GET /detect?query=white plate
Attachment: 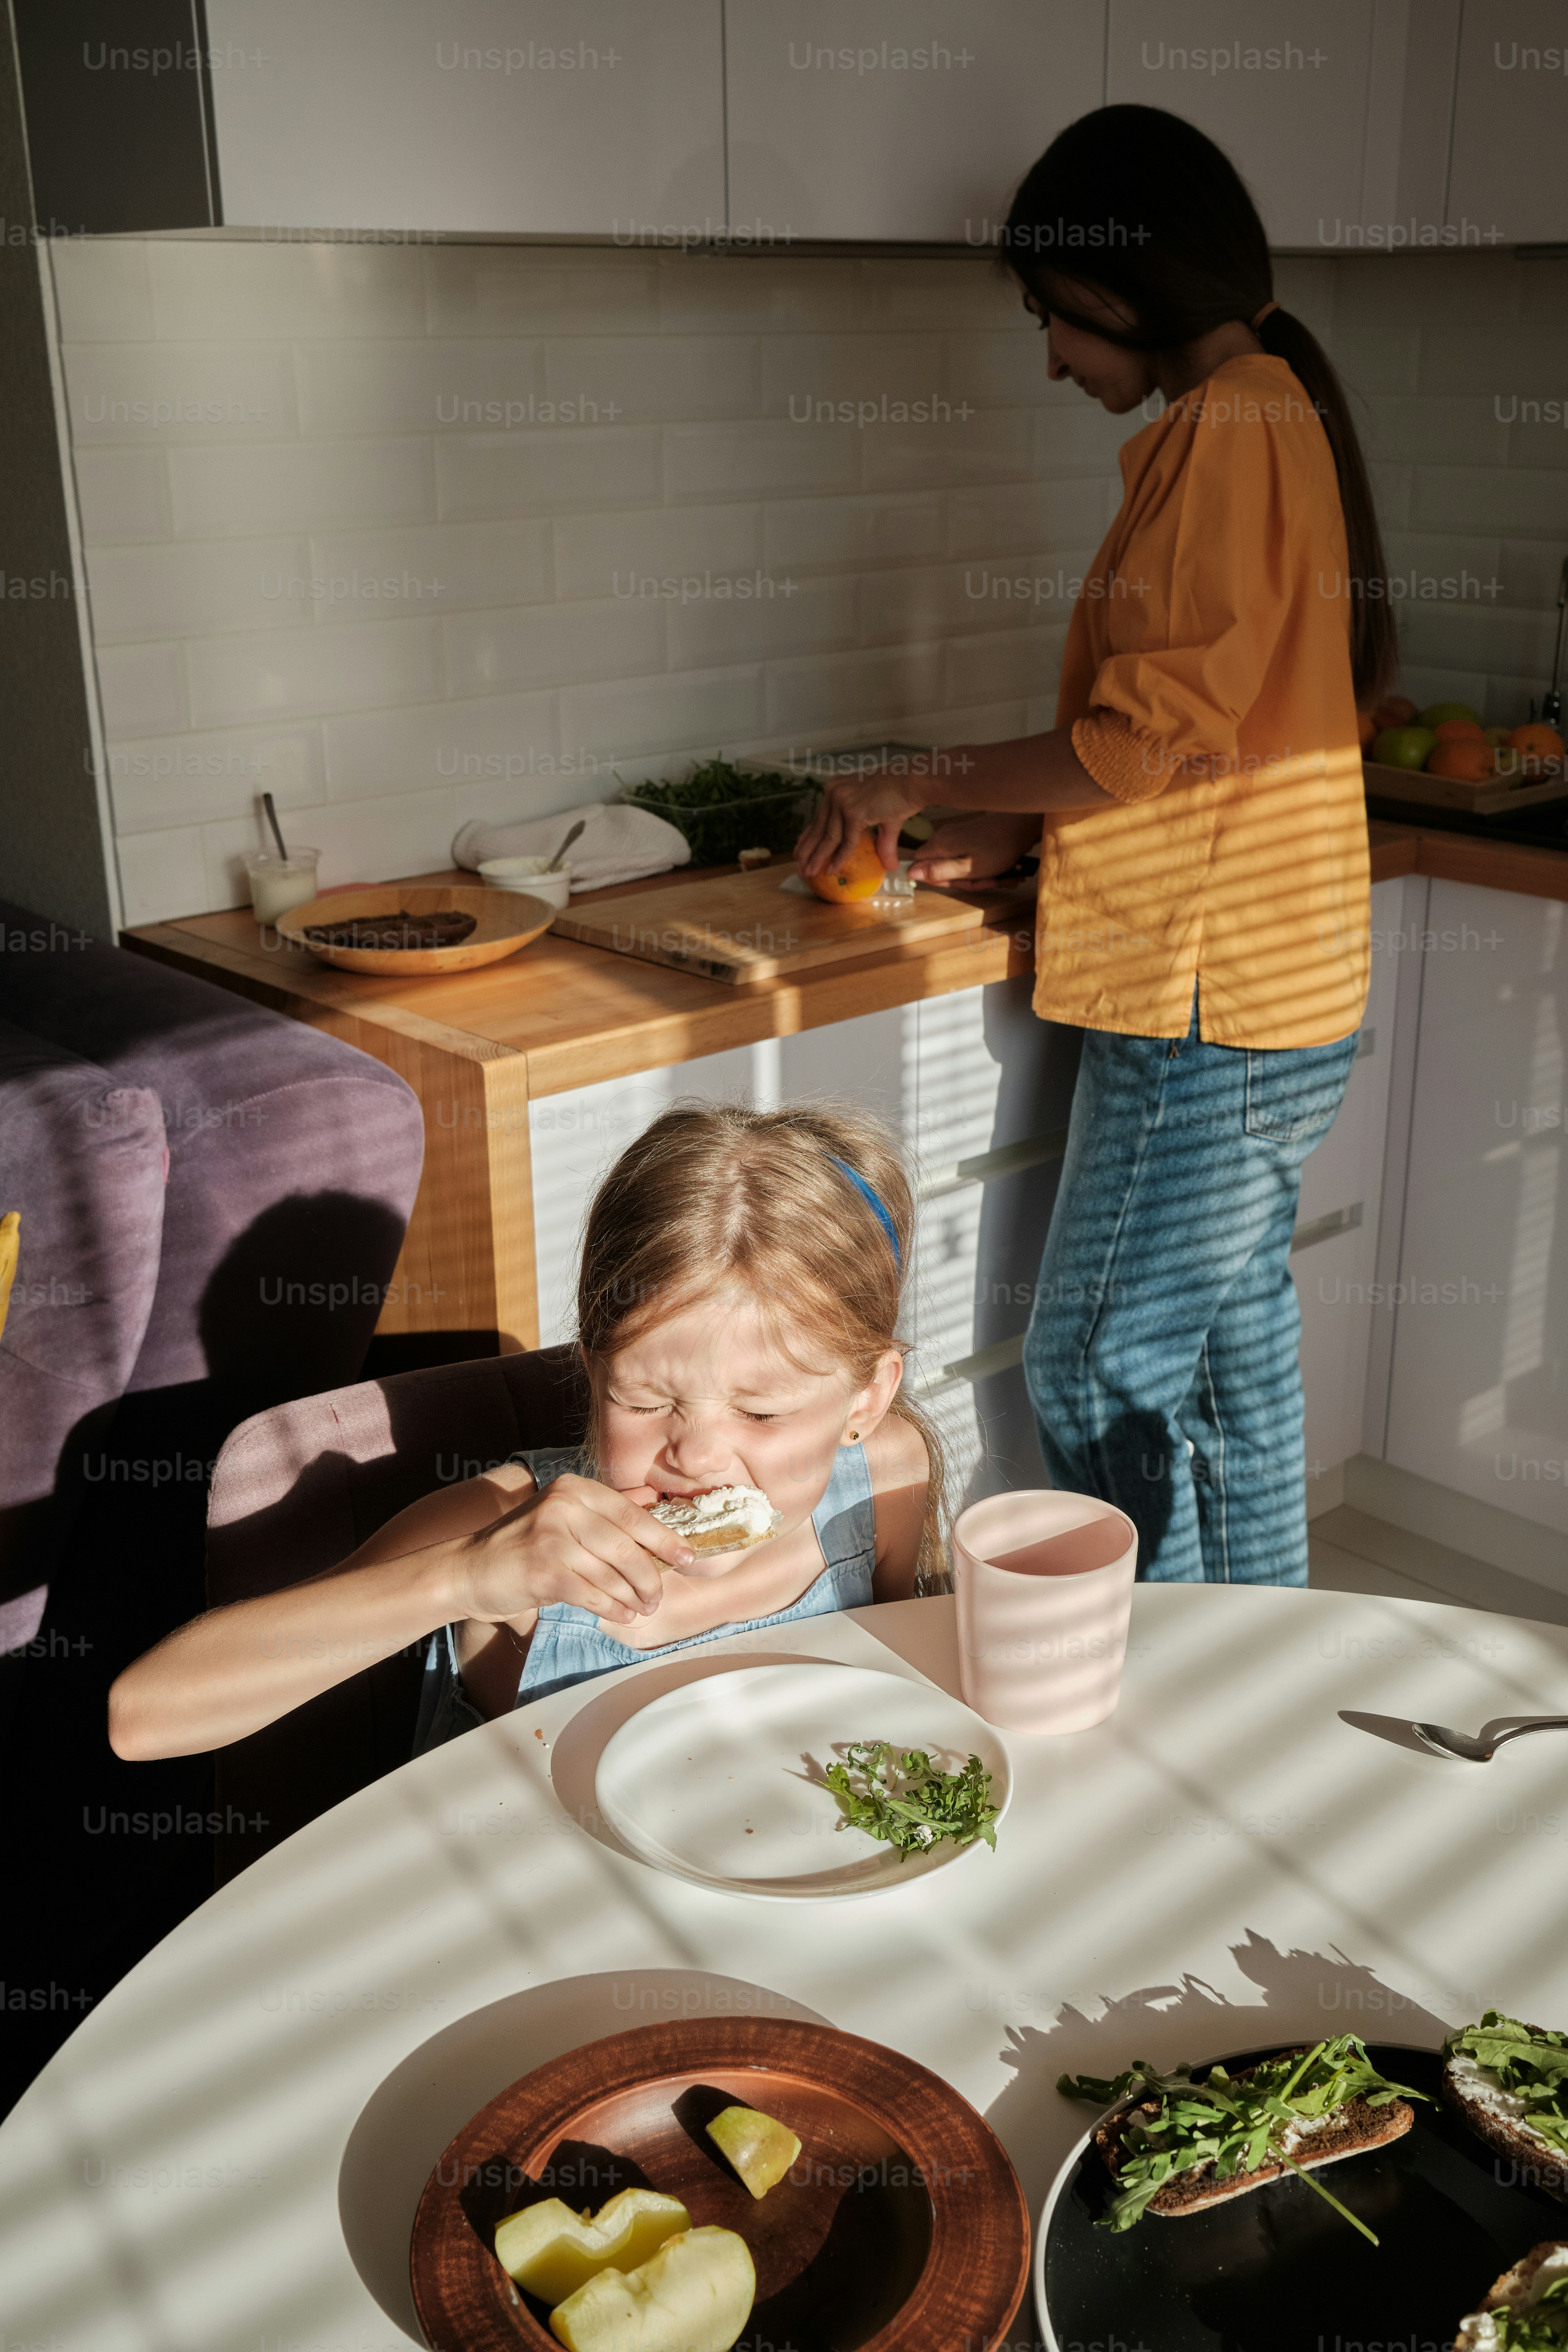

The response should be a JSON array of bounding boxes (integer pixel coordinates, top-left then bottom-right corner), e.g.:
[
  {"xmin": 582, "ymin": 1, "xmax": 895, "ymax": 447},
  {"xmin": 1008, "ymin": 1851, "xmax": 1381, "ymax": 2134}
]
[{"xmin": 593, "ymin": 1661, "xmax": 1011, "ymax": 1900}]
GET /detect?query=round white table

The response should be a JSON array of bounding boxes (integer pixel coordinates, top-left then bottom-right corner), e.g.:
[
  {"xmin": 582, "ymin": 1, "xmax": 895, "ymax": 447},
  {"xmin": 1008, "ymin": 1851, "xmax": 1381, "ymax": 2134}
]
[{"xmin": 3, "ymin": 1585, "xmax": 1567, "ymax": 2352}]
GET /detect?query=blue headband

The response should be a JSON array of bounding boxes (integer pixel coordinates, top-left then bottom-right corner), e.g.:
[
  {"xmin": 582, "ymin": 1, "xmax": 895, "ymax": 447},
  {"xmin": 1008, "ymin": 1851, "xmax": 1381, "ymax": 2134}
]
[{"xmin": 827, "ymin": 1154, "xmax": 902, "ymax": 1269}]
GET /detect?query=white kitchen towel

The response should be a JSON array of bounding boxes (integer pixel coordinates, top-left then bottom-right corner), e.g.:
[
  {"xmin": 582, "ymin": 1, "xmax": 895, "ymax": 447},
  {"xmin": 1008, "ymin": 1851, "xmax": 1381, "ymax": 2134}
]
[{"xmin": 451, "ymin": 801, "xmax": 692, "ymax": 893}]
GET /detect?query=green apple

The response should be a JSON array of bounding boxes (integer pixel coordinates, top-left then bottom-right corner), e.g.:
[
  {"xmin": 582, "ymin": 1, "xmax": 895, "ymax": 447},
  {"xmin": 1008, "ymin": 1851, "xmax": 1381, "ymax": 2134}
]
[
  {"xmin": 1372, "ymin": 726, "xmax": 1438, "ymax": 771},
  {"xmin": 1417, "ymin": 701, "xmax": 1482, "ymax": 729},
  {"xmin": 549, "ymin": 2225, "xmax": 755, "ymax": 2352},
  {"xmin": 495, "ymin": 2188, "xmax": 691, "ymax": 2305},
  {"xmin": 705, "ymin": 2105, "xmax": 801, "ymax": 2200}
]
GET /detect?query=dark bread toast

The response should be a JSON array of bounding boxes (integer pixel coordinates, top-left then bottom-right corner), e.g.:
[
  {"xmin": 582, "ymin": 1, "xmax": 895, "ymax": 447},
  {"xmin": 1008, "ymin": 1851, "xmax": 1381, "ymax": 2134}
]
[
  {"xmin": 1095, "ymin": 2048, "xmax": 1415, "ymax": 2217},
  {"xmin": 1452, "ymin": 2240, "xmax": 1568, "ymax": 2347},
  {"xmin": 1443, "ymin": 2047, "xmax": 1568, "ymax": 2208}
]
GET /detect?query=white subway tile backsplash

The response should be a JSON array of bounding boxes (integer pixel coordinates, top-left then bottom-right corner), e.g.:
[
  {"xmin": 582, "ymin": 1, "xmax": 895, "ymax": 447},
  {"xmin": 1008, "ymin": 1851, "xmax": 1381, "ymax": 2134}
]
[
  {"xmin": 74, "ymin": 447, "xmax": 170, "ymax": 543},
  {"xmin": 187, "ymin": 616, "xmax": 442, "ymax": 728},
  {"xmin": 555, "ymin": 505, "xmax": 761, "ymax": 600},
  {"xmin": 562, "ymin": 666, "xmax": 765, "ymax": 763},
  {"xmin": 668, "ymin": 573, "xmax": 857, "ymax": 670},
  {"xmin": 48, "ymin": 238, "xmax": 1568, "ymax": 929},
  {"xmin": 437, "ymin": 427, "xmax": 662, "ymax": 517},
  {"xmin": 86, "ymin": 536, "xmax": 311, "ymax": 643},
  {"xmin": 324, "ymin": 689, "xmax": 560, "ymax": 801},
  {"xmin": 49, "ymin": 241, "xmax": 154, "ymax": 342},
  {"xmin": 445, "ymin": 597, "xmax": 663, "ymax": 696},
  {"xmin": 545, "ymin": 337, "xmax": 760, "ymax": 424},
  {"xmin": 427, "ymin": 250, "xmax": 660, "ymax": 339},
  {"xmin": 105, "ymin": 721, "xmax": 322, "ymax": 833},
  {"xmin": 169, "ymin": 438, "xmax": 433, "ymax": 535},
  {"xmin": 308, "ymin": 520, "xmax": 550, "ymax": 621},
  {"xmin": 116, "ymin": 824, "xmax": 212, "ymax": 925},
  {"xmin": 96, "ymin": 640, "xmax": 187, "ymax": 737},
  {"xmin": 63, "ymin": 343, "xmax": 297, "ymax": 443},
  {"xmin": 147, "ymin": 240, "xmax": 426, "ymax": 342},
  {"xmin": 665, "ymin": 420, "xmax": 859, "ymax": 503},
  {"xmin": 764, "ymin": 491, "xmax": 942, "ymax": 574},
  {"xmin": 765, "ymin": 644, "xmax": 945, "ymax": 737},
  {"xmin": 295, "ymin": 339, "xmax": 544, "ymax": 438}
]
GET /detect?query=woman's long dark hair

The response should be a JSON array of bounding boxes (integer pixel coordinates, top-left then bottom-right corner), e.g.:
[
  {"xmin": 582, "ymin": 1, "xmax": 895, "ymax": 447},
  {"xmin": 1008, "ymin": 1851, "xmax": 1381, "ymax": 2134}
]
[{"xmin": 1004, "ymin": 105, "xmax": 1394, "ymax": 706}]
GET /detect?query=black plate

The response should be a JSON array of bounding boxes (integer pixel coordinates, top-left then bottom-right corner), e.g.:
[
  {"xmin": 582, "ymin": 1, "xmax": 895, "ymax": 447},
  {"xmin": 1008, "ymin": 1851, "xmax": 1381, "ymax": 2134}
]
[{"xmin": 1039, "ymin": 2042, "xmax": 1566, "ymax": 2352}]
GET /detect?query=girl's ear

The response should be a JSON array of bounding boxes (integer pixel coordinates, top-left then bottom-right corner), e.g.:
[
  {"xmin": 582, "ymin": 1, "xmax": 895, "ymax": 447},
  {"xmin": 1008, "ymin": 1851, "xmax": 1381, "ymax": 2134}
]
[{"xmin": 840, "ymin": 1348, "xmax": 905, "ymax": 1444}]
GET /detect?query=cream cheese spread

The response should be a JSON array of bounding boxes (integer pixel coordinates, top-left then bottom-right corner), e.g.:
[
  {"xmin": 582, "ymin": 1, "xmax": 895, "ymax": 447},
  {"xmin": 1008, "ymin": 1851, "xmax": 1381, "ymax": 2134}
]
[
  {"xmin": 1456, "ymin": 2242, "xmax": 1568, "ymax": 2350},
  {"xmin": 650, "ymin": 1485, "xmax": 780, "ymax": 1542}
]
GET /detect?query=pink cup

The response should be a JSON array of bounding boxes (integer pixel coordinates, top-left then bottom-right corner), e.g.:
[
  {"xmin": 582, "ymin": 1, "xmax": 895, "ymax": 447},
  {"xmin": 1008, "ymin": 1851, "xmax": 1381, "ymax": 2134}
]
[{"xmin": 952, "ymin": 1490, "xmax": 1138, "ymax": 1733}]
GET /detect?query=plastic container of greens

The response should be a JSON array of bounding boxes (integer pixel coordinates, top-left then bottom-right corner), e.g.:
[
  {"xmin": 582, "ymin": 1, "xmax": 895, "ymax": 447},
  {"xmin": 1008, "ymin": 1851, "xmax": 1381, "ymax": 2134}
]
[{"xmin": 619, "ymin": 756, "xmax": 821, "ymax": 868}]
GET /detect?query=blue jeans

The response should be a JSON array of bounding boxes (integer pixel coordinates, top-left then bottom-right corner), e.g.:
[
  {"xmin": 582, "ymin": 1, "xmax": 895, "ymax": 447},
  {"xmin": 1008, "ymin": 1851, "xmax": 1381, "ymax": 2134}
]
[{"xmin": 1022, "ymin": 998, "xmax": 1358, "ymax": 1585}]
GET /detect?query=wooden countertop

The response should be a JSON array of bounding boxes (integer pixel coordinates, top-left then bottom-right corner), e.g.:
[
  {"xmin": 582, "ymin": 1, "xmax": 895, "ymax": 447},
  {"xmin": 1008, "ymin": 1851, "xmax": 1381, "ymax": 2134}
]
[{"xmin": 121, "ymin": 821, "xmax": 1568, "ymax": 1099}]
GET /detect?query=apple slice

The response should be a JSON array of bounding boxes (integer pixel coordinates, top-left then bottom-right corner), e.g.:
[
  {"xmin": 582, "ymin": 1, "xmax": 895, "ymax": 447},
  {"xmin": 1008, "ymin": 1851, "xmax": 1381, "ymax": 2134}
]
[
  {"xmin": 494, "ymin": 2187, "xmax": 691, "ymax": 2304},
  {"xmin": 705, "ymin": 2105, "xmax": 801, "ymax": 2200},
  {"xmin": 549, "ymin": 2225, "xmax": 755, "ymax": 2352}
]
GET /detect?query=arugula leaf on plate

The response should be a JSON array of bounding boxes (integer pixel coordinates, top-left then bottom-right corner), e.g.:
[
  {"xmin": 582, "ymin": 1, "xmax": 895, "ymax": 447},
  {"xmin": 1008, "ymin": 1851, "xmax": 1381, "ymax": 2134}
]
[{"xmin": 823, "ymin": 1741, "xmax": 998, "ymax": 1861}]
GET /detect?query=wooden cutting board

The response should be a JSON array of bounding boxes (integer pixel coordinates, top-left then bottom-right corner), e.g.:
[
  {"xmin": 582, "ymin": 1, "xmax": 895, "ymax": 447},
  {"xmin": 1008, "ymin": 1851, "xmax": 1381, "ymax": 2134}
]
[{"xmin": 553, "ymin": 866, "xmax": 986, "ymax": 982}]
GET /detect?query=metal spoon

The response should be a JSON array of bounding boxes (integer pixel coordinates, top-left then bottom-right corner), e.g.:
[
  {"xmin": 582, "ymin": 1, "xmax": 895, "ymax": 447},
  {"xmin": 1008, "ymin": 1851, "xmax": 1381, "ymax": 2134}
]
[
  {"xmin": 261, "ymin": 790, "xmax": 289, "ymax": 862},
  {"xmin": 545, "ymin": 818, "xmax": 586, "ymax": 873},
  {"xmin": 1412, "ymin": 1715, "xmax": 1568, "ymax": 1763}
]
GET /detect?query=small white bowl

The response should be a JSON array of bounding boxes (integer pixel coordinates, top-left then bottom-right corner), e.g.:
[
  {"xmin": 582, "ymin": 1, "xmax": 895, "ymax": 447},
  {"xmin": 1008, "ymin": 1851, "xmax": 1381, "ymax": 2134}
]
[{"xmin": 478, "ymin": 856, "xmax": 572, "ymax": 911}]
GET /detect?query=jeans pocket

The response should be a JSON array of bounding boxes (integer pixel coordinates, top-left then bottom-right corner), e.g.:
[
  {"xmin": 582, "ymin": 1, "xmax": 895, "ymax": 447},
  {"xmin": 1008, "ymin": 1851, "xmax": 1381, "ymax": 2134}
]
[{"xmin": 1244, "ymin": 1032, "xmax": 1358, "ymax": 1144}]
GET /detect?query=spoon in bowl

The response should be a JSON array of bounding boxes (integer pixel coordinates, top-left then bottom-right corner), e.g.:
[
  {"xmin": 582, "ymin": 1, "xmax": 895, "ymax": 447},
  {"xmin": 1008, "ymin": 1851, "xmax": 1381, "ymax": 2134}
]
[
  {"xmin": 1412, "ymin": 1714, "xmax": 1568, "ymax": 1762},
  {"xmin": 545, "ymin": 818, "xmax": 586, "ymax": 873}
]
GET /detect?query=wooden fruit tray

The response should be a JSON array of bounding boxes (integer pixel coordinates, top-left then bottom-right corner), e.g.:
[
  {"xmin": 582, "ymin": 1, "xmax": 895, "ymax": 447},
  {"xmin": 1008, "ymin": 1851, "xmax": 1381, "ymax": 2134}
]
[{"xmin": 1363, "ymin": 758, "xmax": 1568, "ymax": 818}]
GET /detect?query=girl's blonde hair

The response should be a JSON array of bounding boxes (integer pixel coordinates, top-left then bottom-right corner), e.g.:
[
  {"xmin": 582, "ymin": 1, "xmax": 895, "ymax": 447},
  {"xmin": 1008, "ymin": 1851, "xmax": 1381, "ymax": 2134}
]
[{"xmin": 576, "ymin": 1103, "xmax": 949, "ymax": 1591}]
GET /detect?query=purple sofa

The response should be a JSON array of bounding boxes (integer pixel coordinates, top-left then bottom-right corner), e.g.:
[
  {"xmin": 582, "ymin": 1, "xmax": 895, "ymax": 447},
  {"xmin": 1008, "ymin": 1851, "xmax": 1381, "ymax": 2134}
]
[{"xmin": 0, "ymin": 900, "xmax": 426, "ymax": 1646}]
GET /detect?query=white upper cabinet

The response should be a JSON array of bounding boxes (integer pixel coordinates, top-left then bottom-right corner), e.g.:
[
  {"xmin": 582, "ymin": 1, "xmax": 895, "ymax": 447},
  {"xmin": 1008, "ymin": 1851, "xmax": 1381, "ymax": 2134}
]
[
  {"xmin": 1447, "ymin": 0, "xmax": 1568, "ymax": 245},
  {"xmin": 1105, "ymin": 0, "xmax": 1376, "ymax": 250},
  {"xmin": 724, "ymin": 2, "xmax": 1107, "ymax": 244},
  {"xmin": 204, "ymin": 0, "xmax": 724, "ymax": 236}
]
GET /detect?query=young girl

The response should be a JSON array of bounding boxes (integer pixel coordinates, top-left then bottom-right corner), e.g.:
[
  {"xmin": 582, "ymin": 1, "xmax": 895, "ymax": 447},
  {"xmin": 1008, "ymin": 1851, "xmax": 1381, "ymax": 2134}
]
[
  {"xmin": 108, "ymin": 1107, "xmax": 942, "ymax": 1761},
  {"xmin": 797, "ymin": 104, "xmax": 1391, "ymax": 1590}
]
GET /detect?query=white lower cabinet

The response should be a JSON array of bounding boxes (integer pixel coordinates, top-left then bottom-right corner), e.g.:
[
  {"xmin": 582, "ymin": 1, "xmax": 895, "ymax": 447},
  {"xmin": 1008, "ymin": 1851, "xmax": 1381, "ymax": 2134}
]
[
  {"xmin": 1291, "ymin": 876, "xmax": 1404, "ymax": 1479},
  {"xmin": 1382, "ymin": 879, "xmax": 1567, "ymax": 1537}
]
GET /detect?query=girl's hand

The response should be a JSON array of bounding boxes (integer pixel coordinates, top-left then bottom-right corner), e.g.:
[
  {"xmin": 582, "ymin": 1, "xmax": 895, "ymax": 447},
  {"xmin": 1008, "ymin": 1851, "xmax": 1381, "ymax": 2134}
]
[
  {"xmin": 907, "ymin": 810, "xmax": 1043, "ymax": 885},
  {"xmin": 454, "ymin": 1475, "xmax": 694, "ymax": 1628},
  {"xmin": 795, "ymin": 773, "xmax": 926, "ymax": 877}
]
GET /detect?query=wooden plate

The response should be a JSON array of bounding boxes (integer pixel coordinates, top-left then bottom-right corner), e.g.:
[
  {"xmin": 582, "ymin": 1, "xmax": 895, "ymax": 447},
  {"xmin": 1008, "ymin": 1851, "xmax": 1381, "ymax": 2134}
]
[
  {"xmin": 409, "ymin": 2016, "xmax": 1029, "ymax": 2352},
  {"xmin": 1036, "ymin": 2041, "xmax": 1568, "ymax": 2352},
  {"xmin": 277, "ymin": 884, "xmax": 555, "ymax": 974}
]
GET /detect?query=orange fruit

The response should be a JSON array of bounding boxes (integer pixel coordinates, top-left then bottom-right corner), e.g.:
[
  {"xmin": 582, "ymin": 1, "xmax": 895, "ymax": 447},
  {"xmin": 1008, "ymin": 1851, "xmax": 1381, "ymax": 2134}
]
[
  {"xmin": 1357, "ymin": 710, "xmax": 1377, "ymax": 747},
  {"xmin": 1508, "ymin": 723, "xmax": 1566, "ymax": 778},
  {"xmin": 1372, "ymin": 695, "xmax": 1418, "ymax": 730},
  {"xmin": 807, "ymin": 833, "xmax": 888, "ymax": 903},
  {"xmin": 1431, "ymin": 717, "xmax": 1486, "ymax": 743},
  {"xmin": 1426, "ymin": 739, "xmax": 1494, "ymax": 782}
]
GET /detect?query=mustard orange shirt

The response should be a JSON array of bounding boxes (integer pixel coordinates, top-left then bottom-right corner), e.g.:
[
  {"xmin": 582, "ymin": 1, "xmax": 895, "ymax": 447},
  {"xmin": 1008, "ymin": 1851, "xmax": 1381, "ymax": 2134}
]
[{"xmin": 1038, "ymin": 352, "xmax": 1370, "ymax": 1049}]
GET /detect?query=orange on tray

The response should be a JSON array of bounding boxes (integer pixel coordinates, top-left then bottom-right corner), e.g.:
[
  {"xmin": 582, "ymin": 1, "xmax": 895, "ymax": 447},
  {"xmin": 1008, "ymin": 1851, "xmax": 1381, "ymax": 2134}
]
[
  {"xmin": 1426, "ymin": 738, "xmax": 1494, "ymax": 783},
  {"xmin": 807, "ymin": 833, "xmax": 889, "ymax": 904},
  {"xmin": 1508, "ymin": 723, "xmax": 1566, "ymax": 777},
  {"xmin": 1431, "ymin": 717, "xmax": 1486, "ymax": 743},
  {"xmin": 1357, "ymin": 710, "xmax": 1377, "ymax": 747}
]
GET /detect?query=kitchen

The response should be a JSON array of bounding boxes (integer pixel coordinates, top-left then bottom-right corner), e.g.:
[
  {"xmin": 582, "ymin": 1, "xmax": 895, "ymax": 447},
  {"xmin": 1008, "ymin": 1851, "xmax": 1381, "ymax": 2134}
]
[{"xmin": 2, "ymin": 8, "xmax": 1567, "ymax": 2351}]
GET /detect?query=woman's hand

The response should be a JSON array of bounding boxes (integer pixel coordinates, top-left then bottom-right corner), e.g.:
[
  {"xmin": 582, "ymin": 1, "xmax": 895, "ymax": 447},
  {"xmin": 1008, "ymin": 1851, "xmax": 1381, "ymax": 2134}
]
[
  {"xmin": 452, "ymin": 1474, "xmax": 694, "ymax": 1629},
  {"xmin": 795, "ymin": 773, "xmax": 927, "ymax": 877},
  {"xmin": 907, "ymin": 810, "xmax": 1043, "ymax": 885}
]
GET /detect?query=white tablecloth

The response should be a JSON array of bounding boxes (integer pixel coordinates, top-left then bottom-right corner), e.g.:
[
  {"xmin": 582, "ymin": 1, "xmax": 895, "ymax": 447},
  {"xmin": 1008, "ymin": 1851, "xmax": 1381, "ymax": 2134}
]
[{"xmin": 2, "ymin": 1586, "xmax": 1566, "ymax": 2350}]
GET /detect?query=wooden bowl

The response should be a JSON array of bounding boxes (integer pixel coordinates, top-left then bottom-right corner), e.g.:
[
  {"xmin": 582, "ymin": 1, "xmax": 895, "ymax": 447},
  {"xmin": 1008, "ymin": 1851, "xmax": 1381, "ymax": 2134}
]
[
  {"xmin": 277, "ymin": 884, "xmax": 555, "ymax": 975},
  {"xmin": 409, "ymin": 2017, "xmax": 1029, "ymax": 2352}
]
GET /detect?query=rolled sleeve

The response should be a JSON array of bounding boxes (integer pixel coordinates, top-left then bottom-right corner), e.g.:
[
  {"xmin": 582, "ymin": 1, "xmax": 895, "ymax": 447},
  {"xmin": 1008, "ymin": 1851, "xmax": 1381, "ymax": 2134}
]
[{"xmin": 1071, "ymin": 710, "xmax": 1173, "ymax": 805}]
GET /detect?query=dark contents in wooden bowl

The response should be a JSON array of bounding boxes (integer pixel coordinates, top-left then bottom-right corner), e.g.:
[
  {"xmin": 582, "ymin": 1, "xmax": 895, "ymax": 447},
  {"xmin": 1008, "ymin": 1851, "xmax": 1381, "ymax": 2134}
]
[{"xmin": 302, "ymin": 908, "xmax": 478, "ymax": 951}]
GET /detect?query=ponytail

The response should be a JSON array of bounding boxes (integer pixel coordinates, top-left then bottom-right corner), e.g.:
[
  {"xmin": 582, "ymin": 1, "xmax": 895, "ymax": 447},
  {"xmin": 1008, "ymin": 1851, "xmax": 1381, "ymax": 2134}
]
[{"xmin": 1003, "ymin": 104, "xmax": 1396, "ymax": 706}]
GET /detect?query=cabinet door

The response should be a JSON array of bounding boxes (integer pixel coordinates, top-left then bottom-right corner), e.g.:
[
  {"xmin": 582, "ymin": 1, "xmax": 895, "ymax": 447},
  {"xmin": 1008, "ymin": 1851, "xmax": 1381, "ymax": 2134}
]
[
  {"xmin": 1106, "ymin": 0, "xmax": 1375, "ymax": 249},
  {"xmin": 1383, "ymin": 880, "xmax": 1568, "ymax": 1538},
  {"xmin": 1447, "ymin": 0, "xmax": 1568, "ymax": 245},
  {"xmin": 205, "ymin": 0, "xmax": 724, "ymax": 235},
  {"xmin": 725, "ymin": 1, "xmax": 1106, "ymax": 244}
]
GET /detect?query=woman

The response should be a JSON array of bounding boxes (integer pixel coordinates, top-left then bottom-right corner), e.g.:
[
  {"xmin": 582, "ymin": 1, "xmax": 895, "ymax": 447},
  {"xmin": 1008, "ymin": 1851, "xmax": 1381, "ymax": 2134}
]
[{"xmin": 796, "ymin": 106, "xmax": 1393, "ymax": 1586}]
